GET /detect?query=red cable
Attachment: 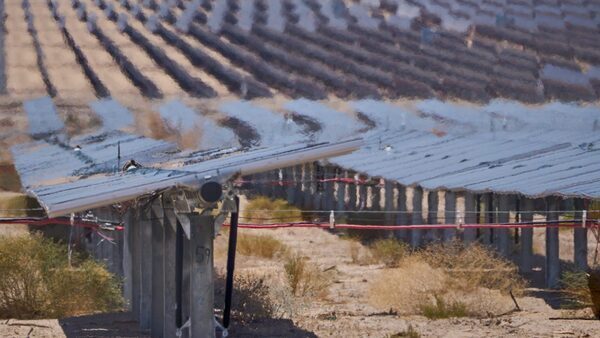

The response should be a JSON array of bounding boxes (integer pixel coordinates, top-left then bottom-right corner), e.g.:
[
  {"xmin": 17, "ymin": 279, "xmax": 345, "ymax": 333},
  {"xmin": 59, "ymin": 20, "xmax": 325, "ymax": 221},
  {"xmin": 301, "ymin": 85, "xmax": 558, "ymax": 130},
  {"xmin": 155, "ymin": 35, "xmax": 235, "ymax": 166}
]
[{"xmin": 224, "ymin": 221, "xmax": 599, "ymax": 230}]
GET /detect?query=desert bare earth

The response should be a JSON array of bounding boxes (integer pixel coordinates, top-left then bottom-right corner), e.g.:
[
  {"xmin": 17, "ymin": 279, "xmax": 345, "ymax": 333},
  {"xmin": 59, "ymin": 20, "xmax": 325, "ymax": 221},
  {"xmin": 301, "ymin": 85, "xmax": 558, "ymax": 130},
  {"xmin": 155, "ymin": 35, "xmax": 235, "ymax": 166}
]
[{"xmin": 1, "ymin": 225, "xmax": 599, "ymax": 338}]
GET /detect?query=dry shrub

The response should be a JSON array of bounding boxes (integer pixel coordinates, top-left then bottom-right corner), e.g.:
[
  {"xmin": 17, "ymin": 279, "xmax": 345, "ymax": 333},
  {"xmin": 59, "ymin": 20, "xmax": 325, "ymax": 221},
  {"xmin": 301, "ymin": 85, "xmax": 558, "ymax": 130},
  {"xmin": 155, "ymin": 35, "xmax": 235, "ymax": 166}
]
[
  {"xmin": 0, "ymin": 233, "xmax": 123, "ymax": 319},
  {"xmin": 418, "ymin": 294, "xmax": 468, "ymax": 319},
  {"xmin": 415, "ymin": 241, "xmax": 526, "ymax": 295},
  {"xmin": 369, "ymin": 238, "xmax": 409, "ymax": 267},
  {"xmin": 369, "ymin": 243, "xmax": 522, "ymax": 318},
  {"xmin": 561, "ymin": 270, "xmax": 592, "ymax": 309},
  {"xmin": 237, "ymin": 232, "xmax": 288, "ymax": 259},
  {"xmin": 349, "ymin": 240, "xmax": 363, "ymax": 264},
  {"xmin": 284, "ymin": 253, "xmax": 331, "ymax": 298},
  {"xmin": 242, "ymin": 197, "xmax": 302, "ymax": 224},
  {"xmin": 214, "ymin": 273, "xmax": 274, "ymax": 323},
  {"xmin": 561, "ymin": 269, "xmax": 600, "ymax": 318},
  {"xmin": 389, "ymin": 325, "xmax": 421, "ymax": 338},
  {"xmin": 215, "ymin": 272, "xmax": 303, "ymax": 321},
  {"xmin": 0, "ymin": 163, "xmax": 21, "ymax": 192},
  {"xmin": 0, "ymin": 193, "xmax": 42, "ymax": 217}
]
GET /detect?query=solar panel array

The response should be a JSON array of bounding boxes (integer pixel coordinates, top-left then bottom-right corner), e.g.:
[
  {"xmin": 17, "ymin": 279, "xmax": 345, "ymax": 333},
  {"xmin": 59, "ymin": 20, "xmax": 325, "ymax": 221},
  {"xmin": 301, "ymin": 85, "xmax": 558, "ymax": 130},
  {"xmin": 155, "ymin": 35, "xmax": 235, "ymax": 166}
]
[{"xmin": 1, "ymin": 0, "xmax": 599, "ymax": 102}]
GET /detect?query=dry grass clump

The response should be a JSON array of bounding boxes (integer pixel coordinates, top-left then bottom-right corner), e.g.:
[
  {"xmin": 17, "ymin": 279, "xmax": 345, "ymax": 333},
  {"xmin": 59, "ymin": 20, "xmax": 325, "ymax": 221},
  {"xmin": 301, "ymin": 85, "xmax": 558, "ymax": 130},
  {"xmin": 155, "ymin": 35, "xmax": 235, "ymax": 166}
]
[
  {"xmin": 0, "ymin": 163, "xmax": 21, "ymax": 192},
  {"xmin": 0, "ymin": 233, "xmax": 123, "ymax": 319},
  {"xmin": 414, "ymin": 241, "xmax": 526, "ymax": 295},
  {"xmin": 214, "ymin": 273, "xmax": 274, "ymax": 323},
  {"xmin": 561, "ymin": 270, "xmax": 593, "ymax": 309},
  {"xmin": 561, "ymin": 269, "xmax": 600, "ymax": 318},
  {"xmin": 369, "ymin": 242, "xmax": 523, "ymax": 318},
  {"xmin": 0, "ymin": 192, "xmax": 42, "ymax": 217},
  {"xmin": 237, "ymin": 232, "xmax": 288, "ymax": 259},
  {"xmin": 389, "ymin": 325, "xmax": 421, "ymax": 338},
  {"xmin": 284, "ymin": 253, "xmax": 332, "ymax": 298},
  {"xmin": 369, "ymin": 238, "xmax": 410, "ymax": 268},
  {"xmin": 242, "ymin": 197, "xmax": 302, "ymax": 224}
]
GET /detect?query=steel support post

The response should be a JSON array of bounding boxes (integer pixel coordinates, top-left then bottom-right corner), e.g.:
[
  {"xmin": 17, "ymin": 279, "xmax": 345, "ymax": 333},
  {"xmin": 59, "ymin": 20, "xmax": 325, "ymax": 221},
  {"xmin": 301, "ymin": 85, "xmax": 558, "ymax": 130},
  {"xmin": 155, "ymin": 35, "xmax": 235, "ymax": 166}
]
[
  {"xmin": 574, "ymin": 198, "xmax": 588, "ymax": 271},
  {"xmin": 519, "ymin": 198, "xmax": 534, "ymax": 274},
  {"xmin": 462, "ymin": 192, "xmax": 477, "ymax": 242},
  {"xmin": 444, "ymin": 191, "xmax": 456, "ymax": 242},
  {"xmin": 411, "ymin": 186, "xmax": 424, "ymax": 247},
  {"xmin": 546, "ymin": 197, "xmax": 560, "ymax": 289}
]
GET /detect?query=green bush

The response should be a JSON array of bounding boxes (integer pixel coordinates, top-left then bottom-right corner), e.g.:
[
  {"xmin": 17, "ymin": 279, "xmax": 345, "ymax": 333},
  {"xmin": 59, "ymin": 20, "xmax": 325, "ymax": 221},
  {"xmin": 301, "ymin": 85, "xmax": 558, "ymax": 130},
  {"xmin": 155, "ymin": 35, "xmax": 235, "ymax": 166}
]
[
  {"xmin": 242, "ymin": 197, "xmax": 302, "ymax": 224},
  {"xmin": 0, "ymin": 233, "xmax": 123, "ymax": 319}
]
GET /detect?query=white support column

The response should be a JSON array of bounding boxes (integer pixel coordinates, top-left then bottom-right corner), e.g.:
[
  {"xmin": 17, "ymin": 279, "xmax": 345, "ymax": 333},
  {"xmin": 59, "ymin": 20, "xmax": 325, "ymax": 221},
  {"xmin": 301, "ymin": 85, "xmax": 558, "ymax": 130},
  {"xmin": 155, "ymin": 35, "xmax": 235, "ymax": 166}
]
[
  {"xmin": 123, "ymin": 208, "xmax": 133, "ymax": 310},
  {"xmin": 347, "ymin": 171, "xmax": 357, "ymax": 211},
  {"xmin": 573, "ymin": 198, "xmax": 588, "ymax": 271},
  {"xmin": 546, "ymin": 196, "xmax": 560, "ymax": 289},
  {"xmin": 323, "ymin": 166, "xmax": 335, "ymax": 211},
  {"xmin": 150, "ymin": 199, "xmax": 165, "ymax": 338},
  {"xmin": 426, "ymin": 190, "xmax": 439, "ymax": 243},
  {"xmin": 411, "ymin": 186, "xmax": 424, "ymax": 247},
  {"xmin": 444, "ymin": 191, "xmax": 456, "ymax": 242},
  {"xmin": 313, "ymin": 162, "xmax": 323, "ymax": 210},
  {"xmin": 139, "ymin": 205, "xmax": 153, "ymax": 330},
  {"xmin": 481, "ymin": 193, "xmax": 494, "ymax": 245},
  {"xmin": 395, "ymin": 183, "xmax": 408, "ymax": 241},
  {"xmin": 285, "ymin": 166, "xmax": 295, "ymax": 205},
  {"xmin": 336, "ymin": 169, "xmax": 347, "ymax": 212},
  {"xmin": 302, "ymin": 163, "xmax": 313, "ymax": 210},
  {"xmin": 383, "ymin": 179, "xmax": 394, "ymax": 225},
  {"xmin": 462, "ymin": 192, "xmax": 477, "ymax": 243},
  {"xmin": 370, "ymin": 178, "xmax": 381, "ymax": 211},
  {"xmin": 358, "ymin": 176, "xmax": 367, "ymax": 210},
  {"xmin": 519, "ymin": 198, "xmax": 534, "ymax": 274},
  {"xmin": 162, "ymin": 205, "xmax": 177, "ymax": 338},
  {"xmin": 294, "ymin": 164, "xmax": 304, "ymax": 207},
  {"xmin": 496, "ymin": 194, "xmax": 514, "ymax": 258},
  {"xmin": 188, "ymin": 214, "xmax": 215, "ymax": 338},
  {"xmin": 131, "ymin": 207, "xmax": 141, "ymax": 318}
]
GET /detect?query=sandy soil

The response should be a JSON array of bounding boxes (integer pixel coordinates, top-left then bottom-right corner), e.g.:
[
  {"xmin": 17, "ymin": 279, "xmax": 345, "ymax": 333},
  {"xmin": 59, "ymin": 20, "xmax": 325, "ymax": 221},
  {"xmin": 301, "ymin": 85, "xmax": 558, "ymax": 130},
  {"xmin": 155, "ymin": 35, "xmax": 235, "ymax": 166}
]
[
  {"xmin": 215, "ymin": 227, "xmax": 600, "ymax": 337},
  {"xmin": 0, "ymin": 181, "xmax": 592, "ymax": 334},
  {"xmin": 4, "ymin": 0, "xmax": 46, "ymax": 99},
  {"xmin": 29, "ymin": 1, "xmax": 95, "ymax": 102},
  {"xmin": 3, "ymin": 225, "xmax": 597, "ymax": 337}
]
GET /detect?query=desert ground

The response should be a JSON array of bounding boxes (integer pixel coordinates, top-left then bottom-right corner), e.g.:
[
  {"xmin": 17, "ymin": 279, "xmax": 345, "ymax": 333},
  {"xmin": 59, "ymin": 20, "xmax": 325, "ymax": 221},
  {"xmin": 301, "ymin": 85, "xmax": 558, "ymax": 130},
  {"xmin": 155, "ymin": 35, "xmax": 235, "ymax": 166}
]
[{"xmin": 0, "ymin": 222, "xmax": 599, "ymax": 337}]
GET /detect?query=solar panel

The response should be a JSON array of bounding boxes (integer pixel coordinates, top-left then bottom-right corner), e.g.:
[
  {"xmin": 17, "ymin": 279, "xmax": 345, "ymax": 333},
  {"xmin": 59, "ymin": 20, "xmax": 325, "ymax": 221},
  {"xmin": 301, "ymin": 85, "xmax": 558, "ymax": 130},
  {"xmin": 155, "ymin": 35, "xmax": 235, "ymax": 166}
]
[
  {"xmin": 90, "ymin": 99, "xmax": 134, "ymax": 131},
  {"xmin": 158, "ymin": 100, "xmax": 238, "ymax": 149},
  {"xmin": 541, "ymin": 64, "xmax": 590, "ymax": 86},
  {"xmin": 292, "ymin": 0, "xmax": 317, "ymax": 32},
  {"xmin": 219, "ymin": 100, "xmax": 304, "ymax": 146},
  {"xmin": 321, "ymin": 0, "xmax": 348, "ymax": 29},
  {"xmin": 207, "ymin": 0, "xmax": 228, "ymax": 33},
  {"xmin": 237, "ymin": 0, "xmax": 255, "ymax": 31},
  {"xmin": 350, "ymin": 100, "xmax": 436, "ymax": 133},
  {"xmin": 29, "ymin": 139, "xmax": 362, "ymax": 217},
  {"xmin": 24, "ymin": 96, "xmax": 64, "ymax": 136},
  {"xmin": 266, "ymin": 0, "xmax": 285, "ymax": 32},
  {"xmin": 284, "ymin": 99, "xmax": 365, "ymax": 142}
]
